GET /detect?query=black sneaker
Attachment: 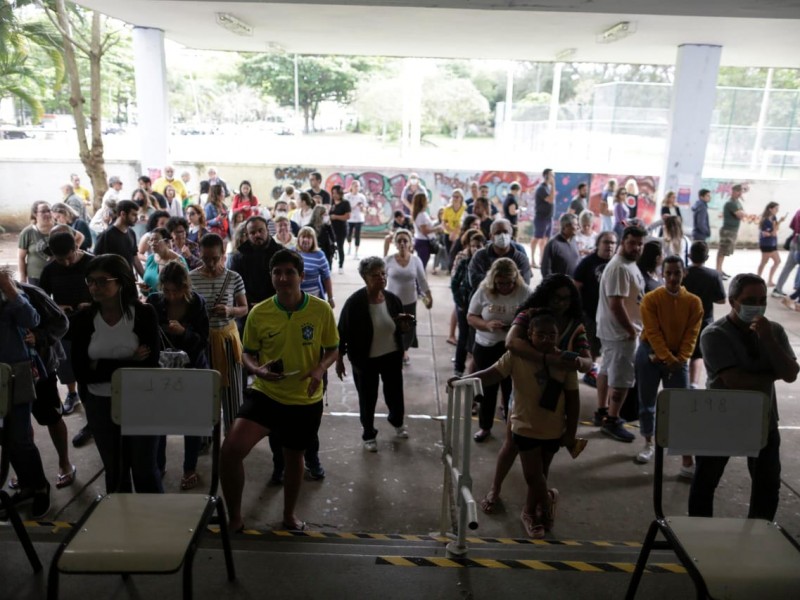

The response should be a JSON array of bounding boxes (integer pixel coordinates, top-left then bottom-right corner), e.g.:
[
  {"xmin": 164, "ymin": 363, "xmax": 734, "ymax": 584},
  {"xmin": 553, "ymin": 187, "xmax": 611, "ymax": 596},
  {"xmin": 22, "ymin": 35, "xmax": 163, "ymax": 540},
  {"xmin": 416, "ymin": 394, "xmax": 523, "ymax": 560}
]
[
  {"xmin": 592, "ymin": 408, "xmax": 608, "ymax": 426},
  {"xmin": 601, "ymin": 417, "xmax": 635, "ymax": 443},
  {"xmin": 62, "ymin": 392, "xmax": 80, "ymax": 415},
  {"xmin": 305, "ymin": 464, "xmax": 326, "ymax": 481},
  {"xmin": 72, "ymin": 425, "xmax": 93, "ymax": 448},
  {"xmin": 31, "ymin": 485, "xmax": 51, "ymax": 520},
  {"xmin": 0, "ymin": 487, "xmax": 35, "ymax": 520}
]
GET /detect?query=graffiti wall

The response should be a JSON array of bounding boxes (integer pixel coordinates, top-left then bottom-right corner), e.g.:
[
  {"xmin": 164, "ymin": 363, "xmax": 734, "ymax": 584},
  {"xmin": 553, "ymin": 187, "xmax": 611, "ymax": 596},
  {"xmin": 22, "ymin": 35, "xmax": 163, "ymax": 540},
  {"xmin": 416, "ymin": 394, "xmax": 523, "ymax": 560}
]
[{"xmin": 2, "ymin": 159, "xmax": 797, "ymax": 245}]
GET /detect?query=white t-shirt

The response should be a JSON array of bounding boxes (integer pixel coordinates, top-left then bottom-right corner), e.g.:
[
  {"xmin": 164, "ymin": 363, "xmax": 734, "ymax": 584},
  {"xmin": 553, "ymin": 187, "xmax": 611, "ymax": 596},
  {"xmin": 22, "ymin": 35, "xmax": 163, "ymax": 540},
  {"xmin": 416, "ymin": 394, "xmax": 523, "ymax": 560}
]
[
  {"xmin": 87, "ymin": 312, "xmax": 139, "ymax": 396},
  {"xmin": 414, "ymin": 211, "xmax": 434, "ymax": 240},
  {"xmin": 368, "ymin": 301, "xmax": 400, "ymax": 358},
  {"xmin": 468, "ymin": 284, "xmax": 530, "ymax": 347},
  {"xmin": 345, "ymin": 193, "xmax": 366, "ymax": 223},
  {"xmin": 293, "ymin": 208, "xmax": 313, "ymax": 228},
  {"xmin": 596, "ymin": 254, "xmax": 645, "ymax": 341},
  {"xmin": 385, "ymin": 254, "xmax": 430, "ymax": 305},
  {"xmin": 575, "ymin": 231, "xmax": 598, "ymax": 254}
]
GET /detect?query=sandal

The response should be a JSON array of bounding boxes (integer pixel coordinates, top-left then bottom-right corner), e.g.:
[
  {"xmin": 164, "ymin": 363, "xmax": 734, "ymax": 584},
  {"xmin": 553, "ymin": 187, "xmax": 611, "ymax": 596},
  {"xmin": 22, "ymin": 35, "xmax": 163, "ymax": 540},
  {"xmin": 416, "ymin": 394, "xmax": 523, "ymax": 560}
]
[
  {"xmin": 8, "ymin": 477, "xmax": 20, "ymax": 491},
  {"xmin": 282, "ymin": 520, "xmax": 306, "ymax": 531},
  {"xmin": 480, "ymin": 490, "xmax": 501, "ymax": 514},
  {"xmin": 180, "ymin": 472, "xmax": 199, "ymax": 490},
  {"xmin": 56, "ymin": 465, "xmax": 77, "ymax": 489},
  {"xmin": 521, "ymin": 510, "xmax": 545, "ymax": 539}
]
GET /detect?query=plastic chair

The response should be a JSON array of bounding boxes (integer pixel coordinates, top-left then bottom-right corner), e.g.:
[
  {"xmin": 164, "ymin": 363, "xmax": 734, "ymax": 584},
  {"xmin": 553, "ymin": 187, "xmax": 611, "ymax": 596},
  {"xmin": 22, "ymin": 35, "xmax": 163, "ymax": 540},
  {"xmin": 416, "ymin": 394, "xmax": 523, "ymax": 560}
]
[
  {"xmin": 625, "ymin": 389, "xmax": 800, "ymax": 599},
  {"xmin": 48, "ymin": 368, "xmax": 236, "ymax": 599},
  {"xmin": 0, "ymin": 362, "xmax": 43, "ymax": 572}
]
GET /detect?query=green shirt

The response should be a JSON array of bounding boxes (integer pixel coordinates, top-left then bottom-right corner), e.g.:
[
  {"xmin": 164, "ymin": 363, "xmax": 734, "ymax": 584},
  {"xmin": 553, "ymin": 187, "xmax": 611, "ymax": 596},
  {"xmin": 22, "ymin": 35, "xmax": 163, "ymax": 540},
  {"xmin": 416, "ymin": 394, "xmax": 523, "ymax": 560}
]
[
  {"xmin": 18, "ymin": 225, "xmax": 50, "ymax": 280},
  {"xmin": 722, "ymin": 199, "xmax": 743, "ymax": 231}
]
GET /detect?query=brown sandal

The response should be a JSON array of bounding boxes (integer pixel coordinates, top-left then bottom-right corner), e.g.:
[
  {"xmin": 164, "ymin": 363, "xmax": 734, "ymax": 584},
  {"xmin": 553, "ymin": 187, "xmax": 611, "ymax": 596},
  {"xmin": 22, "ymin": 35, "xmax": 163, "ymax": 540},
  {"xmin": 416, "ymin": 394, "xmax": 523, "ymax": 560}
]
[{"xmin": 180, "ymin": 472, "xmax": 199, "ymax": 490}]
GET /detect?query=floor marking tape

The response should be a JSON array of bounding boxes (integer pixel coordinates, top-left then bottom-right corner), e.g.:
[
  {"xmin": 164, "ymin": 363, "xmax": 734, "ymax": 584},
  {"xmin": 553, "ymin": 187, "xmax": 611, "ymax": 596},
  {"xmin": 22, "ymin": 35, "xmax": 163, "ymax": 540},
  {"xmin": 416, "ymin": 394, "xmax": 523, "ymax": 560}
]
[{"xmin": 375, "ymin": 556, "xmax": 685, "ymax": 573}]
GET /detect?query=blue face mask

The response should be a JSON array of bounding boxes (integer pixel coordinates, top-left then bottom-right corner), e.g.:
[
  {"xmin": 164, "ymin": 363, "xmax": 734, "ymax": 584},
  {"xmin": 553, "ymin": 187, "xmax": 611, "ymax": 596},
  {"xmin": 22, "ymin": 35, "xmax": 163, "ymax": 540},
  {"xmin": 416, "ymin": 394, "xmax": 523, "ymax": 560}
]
[{"xmin": 737, "ymin": 304, "xmax": 766, "ymax": 323}]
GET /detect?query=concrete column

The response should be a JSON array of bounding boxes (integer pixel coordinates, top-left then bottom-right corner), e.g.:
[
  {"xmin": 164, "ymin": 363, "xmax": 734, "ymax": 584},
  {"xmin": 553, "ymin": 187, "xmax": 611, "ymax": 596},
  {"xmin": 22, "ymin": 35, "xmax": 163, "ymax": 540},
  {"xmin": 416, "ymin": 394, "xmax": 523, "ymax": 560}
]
[
  {"xmin": 659, "ymin": 44, "xmax": 722, "ymax": 231},
  {"xmin": 132, "ymin": 27, "xmax": 169, "ymax": 176}
]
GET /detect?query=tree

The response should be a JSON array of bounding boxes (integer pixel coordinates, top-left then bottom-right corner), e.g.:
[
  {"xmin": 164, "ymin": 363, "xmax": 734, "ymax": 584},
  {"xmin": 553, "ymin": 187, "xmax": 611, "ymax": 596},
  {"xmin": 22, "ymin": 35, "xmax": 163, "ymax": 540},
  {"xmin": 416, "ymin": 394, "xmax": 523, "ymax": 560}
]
[
  {"xmin": 237, "ymin": 53, "xmax": 376, "ymax": 133},
  {"xmin": 0, "ymin": 0, "xmax": 63, "ymax": 123},
  {"xmin": 422, "ymin": 77, "xmax": 490, "ymax": 139},
  {"xmin": 38, "ymin": 0, "xmax": 123, "ymax": 206}
]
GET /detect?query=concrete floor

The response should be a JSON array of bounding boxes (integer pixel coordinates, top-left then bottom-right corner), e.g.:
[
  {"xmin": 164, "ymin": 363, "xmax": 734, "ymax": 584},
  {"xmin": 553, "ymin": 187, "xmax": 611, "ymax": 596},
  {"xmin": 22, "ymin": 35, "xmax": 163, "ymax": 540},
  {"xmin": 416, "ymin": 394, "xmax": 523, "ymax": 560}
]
[{"xmin": 2, "ymin": 241, "xmax": 800, "ymax": 598}]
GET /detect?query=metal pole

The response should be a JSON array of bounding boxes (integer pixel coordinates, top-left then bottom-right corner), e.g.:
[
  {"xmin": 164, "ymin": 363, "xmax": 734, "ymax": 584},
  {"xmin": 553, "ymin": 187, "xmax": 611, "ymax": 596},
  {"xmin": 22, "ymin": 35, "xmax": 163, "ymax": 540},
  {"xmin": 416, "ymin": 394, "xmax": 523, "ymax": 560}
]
[
  {"xmin": 293, "ymin": 54, "xmax": 300, "ymax": 131},
  {"xmin": 750, "ymin": 68, "xmax": 774, "ymax": 170}
]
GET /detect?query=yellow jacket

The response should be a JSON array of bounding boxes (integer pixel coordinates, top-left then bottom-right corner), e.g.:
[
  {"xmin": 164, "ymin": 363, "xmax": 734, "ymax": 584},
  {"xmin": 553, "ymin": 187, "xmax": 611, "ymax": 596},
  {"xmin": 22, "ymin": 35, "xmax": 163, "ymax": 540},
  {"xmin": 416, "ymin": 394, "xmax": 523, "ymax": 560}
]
[{"xmin": 640, "ymin": 286, "xmax": 703, "ymax": 365}]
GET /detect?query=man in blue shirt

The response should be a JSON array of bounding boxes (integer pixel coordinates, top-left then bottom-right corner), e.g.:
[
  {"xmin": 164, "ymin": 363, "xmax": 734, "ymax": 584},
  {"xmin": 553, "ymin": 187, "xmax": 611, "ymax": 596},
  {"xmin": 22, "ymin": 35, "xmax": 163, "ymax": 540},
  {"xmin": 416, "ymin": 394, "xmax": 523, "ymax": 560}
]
[
  {"xmin": 691, "ymin": 188, "xmax": 711, "ymax": 242},
  {"xmin": 531, "ymin": 168, "xmax": 555, "ymax": 268}
]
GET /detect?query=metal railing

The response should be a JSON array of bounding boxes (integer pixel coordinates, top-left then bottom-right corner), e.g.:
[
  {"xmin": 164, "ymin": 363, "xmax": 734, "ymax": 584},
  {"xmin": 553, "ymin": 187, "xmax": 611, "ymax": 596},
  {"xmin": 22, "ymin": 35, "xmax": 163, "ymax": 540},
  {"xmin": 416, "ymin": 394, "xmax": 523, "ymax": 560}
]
[{"xmin": 439, "ymin": 378, "xmax": 482, "ymax": 557}]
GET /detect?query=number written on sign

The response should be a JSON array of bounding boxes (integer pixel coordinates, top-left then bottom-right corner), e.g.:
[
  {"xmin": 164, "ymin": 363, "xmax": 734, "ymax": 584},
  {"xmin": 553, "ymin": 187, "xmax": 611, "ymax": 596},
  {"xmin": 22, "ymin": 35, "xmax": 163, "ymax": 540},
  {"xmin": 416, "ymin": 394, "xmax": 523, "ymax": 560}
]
[
  {"xmin": 689, "ymin": 396, "xmax": 727, "ymax": 413},
  {"xmin": 140, "ymin": 376, "xmax": 184, "ymax": 392}
]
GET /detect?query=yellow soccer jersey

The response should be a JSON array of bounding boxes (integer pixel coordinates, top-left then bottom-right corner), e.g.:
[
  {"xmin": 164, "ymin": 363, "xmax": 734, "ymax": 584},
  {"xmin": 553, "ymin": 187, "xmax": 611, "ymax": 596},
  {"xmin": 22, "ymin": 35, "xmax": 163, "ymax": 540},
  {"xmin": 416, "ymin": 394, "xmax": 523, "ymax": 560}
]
[
  {"xmin": 74, "ymin": 185, "xmax": 91, "ymax": 202},
  {"xmin": 153, "ymin": 177, "xmax": 188, "ymax": 199},
  {"xmin": 243, "ymin": 293, "xmax": 339, "ymax": 405}
]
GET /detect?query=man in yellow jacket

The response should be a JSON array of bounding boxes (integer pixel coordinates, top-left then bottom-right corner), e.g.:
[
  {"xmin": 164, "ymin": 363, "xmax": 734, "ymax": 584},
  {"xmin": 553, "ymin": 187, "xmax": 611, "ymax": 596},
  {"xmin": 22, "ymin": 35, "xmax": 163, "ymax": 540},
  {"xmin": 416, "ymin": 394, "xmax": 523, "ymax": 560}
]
[{"xmin": 634, "ymin": 255, "xmax": 703, "ymax": 473}]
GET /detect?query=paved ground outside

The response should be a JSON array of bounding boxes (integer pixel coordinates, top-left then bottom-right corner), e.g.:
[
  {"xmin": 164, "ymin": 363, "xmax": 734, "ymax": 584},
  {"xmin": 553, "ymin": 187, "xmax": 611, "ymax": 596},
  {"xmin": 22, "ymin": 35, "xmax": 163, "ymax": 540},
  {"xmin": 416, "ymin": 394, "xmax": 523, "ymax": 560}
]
[{"xmin": 1, "ymin": 237, "xmax": 799, "ymax": 599}]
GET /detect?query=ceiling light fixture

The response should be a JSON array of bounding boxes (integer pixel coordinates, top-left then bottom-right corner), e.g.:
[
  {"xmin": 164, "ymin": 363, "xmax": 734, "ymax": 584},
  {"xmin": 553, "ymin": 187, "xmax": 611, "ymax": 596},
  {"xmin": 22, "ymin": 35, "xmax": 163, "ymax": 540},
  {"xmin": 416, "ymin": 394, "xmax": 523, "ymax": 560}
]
[
  {"xmin": 215, "ymin": 13, "xmax": 253, "ymax": 37},
  {"xmin": 597, "ymin": 21, "xmax": 636, "ymax": 44},
  {"xmin": 555, "ymin": 48, "xmax": 576, "ymax": 62}
]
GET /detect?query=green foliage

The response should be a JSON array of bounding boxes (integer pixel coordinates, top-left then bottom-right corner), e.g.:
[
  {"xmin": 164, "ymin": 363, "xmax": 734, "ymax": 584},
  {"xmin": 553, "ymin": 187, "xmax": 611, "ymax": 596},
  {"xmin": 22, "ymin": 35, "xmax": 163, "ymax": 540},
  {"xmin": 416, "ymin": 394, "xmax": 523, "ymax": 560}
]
[{"xmin": 236, "ymin": 53, "xmax": 377, "ymax": 131}]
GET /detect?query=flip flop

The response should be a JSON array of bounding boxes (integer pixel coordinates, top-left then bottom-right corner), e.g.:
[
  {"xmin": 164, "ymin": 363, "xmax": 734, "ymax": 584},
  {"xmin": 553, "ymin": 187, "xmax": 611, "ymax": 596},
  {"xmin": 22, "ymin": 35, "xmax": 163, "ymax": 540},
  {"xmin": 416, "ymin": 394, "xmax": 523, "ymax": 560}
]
[
  {"xmin": 180, "ymin": 472, "xmax": 199, "ymax": 490},
  {"xmin": 480, "ymin": 490, "xmax": 500, "ymax": 514},
  {"xmin": 282, "ymin": 520, "xmax": 306, "ymax": 531},
  {"xmin": 56, "ymin": 465, "xmax": 77, "ymax": 489}
]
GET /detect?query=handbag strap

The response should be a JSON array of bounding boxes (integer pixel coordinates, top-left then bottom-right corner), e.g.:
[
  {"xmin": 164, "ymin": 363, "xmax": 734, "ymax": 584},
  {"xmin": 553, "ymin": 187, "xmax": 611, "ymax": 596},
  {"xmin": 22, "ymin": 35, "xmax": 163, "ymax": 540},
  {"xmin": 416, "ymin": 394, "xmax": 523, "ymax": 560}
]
[
  {"xmin": 158, "ymin": 326, "xmax": 173, "ymax": 350},
  {"xmin": 212, "ymin": 270, "xmax": 233, "ymax": 307}
]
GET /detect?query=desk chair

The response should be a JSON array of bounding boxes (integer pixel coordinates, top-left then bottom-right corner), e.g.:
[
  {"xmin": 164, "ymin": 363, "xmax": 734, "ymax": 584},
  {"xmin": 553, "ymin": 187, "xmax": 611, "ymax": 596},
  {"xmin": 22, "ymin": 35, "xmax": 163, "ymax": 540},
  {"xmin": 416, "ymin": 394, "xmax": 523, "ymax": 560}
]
[
  {"xmin": 48, "ymin": 368, "xmax": 236, "ymax": 599},
  {"xmin": 0, "ymin": 363, "xmax": 43, "ymax": 572},
  {"xmin": 625, "ymin": 389, "xmax": 800, "ymax": 599}
]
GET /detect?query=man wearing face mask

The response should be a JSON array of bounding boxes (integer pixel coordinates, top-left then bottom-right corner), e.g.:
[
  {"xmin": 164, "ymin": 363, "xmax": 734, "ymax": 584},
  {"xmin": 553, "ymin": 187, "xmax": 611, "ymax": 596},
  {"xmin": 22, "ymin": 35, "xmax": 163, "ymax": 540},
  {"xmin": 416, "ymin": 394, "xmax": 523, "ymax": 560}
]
[
  {"xmin": 468, "ymin": 219, "xmax": 532, "ymax": 296},
  {"xmin": 690, "ymin": 274, "xmax": 798, "ymax": 520}
]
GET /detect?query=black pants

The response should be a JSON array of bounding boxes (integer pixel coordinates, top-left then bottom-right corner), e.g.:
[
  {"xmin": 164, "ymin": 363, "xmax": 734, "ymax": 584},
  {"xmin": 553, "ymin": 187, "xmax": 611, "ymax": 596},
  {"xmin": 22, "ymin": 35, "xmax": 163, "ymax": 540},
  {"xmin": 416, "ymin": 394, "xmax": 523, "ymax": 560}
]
[
  {"xmin": 347, "ymin": 222, "xmax": 362, "ymax": 247},
  {"xmin": 352, "ymin": 351, "xmax": 405, "ymax": 440},
  {"xmin": 454, "ymin": 306, "xmax": 470, "ymax": 374},
  {"xmin": 688, "ymin": 427, "xmax": 781, "ymax": 520},
  {"xmin": 333, "ymin": 225, "xmax": 347, "ymax": 268},
  {"xmin": 472, "ymin": 341, "xmax": 512, "ymax": 431},
  {"xmin": 5, "ymin": 402, "xmax": 47, "ymax": 491}
]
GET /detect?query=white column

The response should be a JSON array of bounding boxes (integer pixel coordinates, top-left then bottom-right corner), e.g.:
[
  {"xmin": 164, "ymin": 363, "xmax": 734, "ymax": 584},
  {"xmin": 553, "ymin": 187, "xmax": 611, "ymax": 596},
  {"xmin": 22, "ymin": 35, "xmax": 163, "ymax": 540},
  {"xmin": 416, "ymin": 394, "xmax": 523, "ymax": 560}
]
[
  {"xmin": 132, "ymin": 27, "xmax": 169, "ymax": 175},
  {"xmin": 660, "ymin": 44, "xmax": 722, "ymax": 231}
]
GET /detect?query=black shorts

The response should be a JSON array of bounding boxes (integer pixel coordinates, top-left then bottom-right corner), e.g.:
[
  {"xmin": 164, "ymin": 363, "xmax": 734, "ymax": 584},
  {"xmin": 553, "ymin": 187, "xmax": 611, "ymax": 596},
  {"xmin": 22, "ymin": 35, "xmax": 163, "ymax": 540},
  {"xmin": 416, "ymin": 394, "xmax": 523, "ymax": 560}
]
[
  {"xmin": 760, "ymin": 245, "xmax": 778, "ymax": 253},
  {"xmin": 237, "ymin": 388, "xmax": 323, "ymax": 451},
  {"xmin": 512, "ymin": 433, "xmax": 560, "ymax": 454},
  {"xmin": 32, "ymin": 373, "xmax": 63, "ymax": 427}
]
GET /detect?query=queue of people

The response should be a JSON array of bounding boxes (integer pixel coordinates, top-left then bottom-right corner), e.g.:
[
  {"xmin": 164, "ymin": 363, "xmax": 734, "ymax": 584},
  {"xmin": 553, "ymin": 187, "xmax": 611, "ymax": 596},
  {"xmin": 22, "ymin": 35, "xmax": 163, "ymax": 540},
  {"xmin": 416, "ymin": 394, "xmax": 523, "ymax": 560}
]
[{"xmin": 2, "ymin": 167, "xmax": 798, "ymax": 545}]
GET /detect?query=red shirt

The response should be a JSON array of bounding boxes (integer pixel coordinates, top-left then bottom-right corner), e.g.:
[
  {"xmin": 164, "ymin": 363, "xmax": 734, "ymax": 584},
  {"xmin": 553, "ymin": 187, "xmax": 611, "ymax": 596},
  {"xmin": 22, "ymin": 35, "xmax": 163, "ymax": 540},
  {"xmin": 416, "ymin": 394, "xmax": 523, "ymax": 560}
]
[{"xmin": 232, "ymin": 194, "xmax": 259, "ymax": 220}]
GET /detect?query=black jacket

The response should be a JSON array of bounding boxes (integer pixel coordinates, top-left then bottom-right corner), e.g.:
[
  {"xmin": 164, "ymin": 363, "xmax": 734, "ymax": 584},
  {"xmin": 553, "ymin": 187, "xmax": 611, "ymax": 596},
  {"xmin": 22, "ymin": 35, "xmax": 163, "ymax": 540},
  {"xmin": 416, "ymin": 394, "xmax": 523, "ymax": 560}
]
[
  {"xmin": 70, "ymin": 302, "xmax": 159, "ymax": 387},
  {"xmin": 338, "ymin": 287, "xmax": 404, "ymax": 368},
  {"xmin": 228, "ymin": 238, "xmax": 282, "ymax": 305},
  {"xmin": 147, "ymin": 291, "xmax": 210, "ymax": 369}
]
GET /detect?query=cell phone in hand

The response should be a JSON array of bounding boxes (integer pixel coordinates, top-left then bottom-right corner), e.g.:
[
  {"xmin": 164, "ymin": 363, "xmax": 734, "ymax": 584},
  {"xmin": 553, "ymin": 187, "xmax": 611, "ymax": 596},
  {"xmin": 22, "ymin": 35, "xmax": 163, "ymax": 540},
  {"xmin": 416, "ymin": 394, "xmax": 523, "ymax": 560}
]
[
  {"xmin": 561, "ymin": 351, "xmax": 579, "ymax": 362},
  {"xmin": 271, "ymin": 358, "xmax": 284, "ymax": 374}
]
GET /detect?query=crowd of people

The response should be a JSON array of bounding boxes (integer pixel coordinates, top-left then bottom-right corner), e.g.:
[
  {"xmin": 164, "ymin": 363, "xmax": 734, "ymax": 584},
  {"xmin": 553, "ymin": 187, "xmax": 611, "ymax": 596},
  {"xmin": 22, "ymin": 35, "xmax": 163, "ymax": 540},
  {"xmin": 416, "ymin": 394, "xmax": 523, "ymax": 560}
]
[{"xmin": 2, "ymin": 165, "xmax": 798, "ymax": 541}]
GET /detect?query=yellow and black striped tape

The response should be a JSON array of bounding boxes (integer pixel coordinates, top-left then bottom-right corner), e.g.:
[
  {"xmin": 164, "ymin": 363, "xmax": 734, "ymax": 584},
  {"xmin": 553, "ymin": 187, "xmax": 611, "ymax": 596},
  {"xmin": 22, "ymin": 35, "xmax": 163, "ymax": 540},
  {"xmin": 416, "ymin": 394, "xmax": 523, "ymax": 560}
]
[
  {"xmin": 376, "ymin": 556, "xmax": 685, "ymax": 573},
  {"xmin": 24, "ymin": 521, "xmax": 642, "ymax": 547}
]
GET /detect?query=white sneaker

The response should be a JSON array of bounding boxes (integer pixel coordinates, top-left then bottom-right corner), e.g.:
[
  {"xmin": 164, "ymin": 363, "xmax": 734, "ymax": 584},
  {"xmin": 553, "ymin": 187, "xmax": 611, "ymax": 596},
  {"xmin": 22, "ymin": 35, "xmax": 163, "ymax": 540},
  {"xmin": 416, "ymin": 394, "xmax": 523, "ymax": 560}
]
[
  {"xmin": 395, "ymin": 425, "xmax": 409, "ymax": 439},
  {"xmin": 338, "ymin": 268, "xmax": 344, "ymax": 274},
  {"xmin": 678, "ymin": 464, "xmax": 695, "ymax": 480},
  {"xmin": 635, "ymin": 443, "xmax": 654, "ymax": 464},
  {"xmin": 363, "ymin": 438, "xmax": 378, "ymax": 452}
]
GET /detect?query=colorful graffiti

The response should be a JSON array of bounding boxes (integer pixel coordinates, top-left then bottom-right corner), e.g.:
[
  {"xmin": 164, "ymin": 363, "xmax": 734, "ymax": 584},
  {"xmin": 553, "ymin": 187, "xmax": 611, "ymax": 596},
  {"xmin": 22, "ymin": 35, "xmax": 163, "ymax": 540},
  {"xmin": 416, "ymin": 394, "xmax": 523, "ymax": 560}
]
[{"xmin": 271, "ymin": 165, "xmax": 316, "ymax": 200}]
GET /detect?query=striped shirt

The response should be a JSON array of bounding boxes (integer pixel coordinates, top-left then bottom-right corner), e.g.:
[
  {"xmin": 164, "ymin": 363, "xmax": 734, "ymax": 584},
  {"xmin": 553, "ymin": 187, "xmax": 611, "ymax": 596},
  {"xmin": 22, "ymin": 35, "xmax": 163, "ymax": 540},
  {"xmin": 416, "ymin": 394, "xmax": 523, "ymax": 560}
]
[
  {"xmin": 299, "ymin": 250, "xmax": 330, "ymax": 298},
  {"xmin": 189, "ymin": 268, "xmax": 246, "ymax": 329}
]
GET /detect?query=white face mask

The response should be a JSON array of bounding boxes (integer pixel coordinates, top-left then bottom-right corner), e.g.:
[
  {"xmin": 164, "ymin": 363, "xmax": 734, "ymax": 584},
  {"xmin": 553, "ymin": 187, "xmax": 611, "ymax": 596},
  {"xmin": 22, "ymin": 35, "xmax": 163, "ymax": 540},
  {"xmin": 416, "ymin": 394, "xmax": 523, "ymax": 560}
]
[
  {"xmin": 493, "ymin": 233, "xmax": 511, "ymax": 249},
  {"xmin": 737, "ymin": 304, "xmax": 766, "ymax": 323}
]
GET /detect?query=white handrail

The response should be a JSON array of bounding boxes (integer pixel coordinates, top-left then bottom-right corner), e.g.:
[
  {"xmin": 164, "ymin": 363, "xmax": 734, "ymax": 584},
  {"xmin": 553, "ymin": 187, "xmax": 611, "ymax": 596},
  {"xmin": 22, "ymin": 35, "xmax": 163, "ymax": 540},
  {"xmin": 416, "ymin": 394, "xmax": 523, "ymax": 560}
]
[{"xmin": 440, "ymin": 378, "xmax": 482, "ymax": 557}]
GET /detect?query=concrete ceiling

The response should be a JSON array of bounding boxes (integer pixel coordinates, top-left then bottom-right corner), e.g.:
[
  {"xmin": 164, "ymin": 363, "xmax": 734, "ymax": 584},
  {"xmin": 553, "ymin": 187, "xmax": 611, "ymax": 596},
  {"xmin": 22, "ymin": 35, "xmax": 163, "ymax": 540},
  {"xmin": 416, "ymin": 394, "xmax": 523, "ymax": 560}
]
[{"xmin": 77, "ymin": 1, "xmax": 800, "ymax": 67}]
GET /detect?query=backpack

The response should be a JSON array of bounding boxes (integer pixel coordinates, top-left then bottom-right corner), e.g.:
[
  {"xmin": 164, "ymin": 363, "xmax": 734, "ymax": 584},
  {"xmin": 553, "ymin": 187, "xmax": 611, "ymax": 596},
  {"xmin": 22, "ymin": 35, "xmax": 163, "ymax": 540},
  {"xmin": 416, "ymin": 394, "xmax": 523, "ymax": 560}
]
[{"xmin": 17, "ymin": 282, "xmax": 69, "ymax": 373}]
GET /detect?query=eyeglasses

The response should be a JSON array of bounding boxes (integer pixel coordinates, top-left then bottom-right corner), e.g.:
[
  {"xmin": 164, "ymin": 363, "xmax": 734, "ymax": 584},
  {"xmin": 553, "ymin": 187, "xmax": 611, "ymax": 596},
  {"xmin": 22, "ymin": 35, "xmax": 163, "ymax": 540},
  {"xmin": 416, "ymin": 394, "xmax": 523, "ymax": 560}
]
[
  {"xmin": 85, "ymin": 277, "xmax": 118, "ymax": 287},
  {"xmin": 37, "ymin": 209, "xmax": 52, "ymax": 214}
]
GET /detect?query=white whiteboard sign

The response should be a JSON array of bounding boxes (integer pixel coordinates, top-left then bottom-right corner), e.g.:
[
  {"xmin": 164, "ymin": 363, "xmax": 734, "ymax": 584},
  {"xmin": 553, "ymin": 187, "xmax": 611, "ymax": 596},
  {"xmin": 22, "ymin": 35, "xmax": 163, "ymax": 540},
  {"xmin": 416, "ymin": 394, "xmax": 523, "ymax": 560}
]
[
  {"xmin": 658, "ymin": 389, "xmax": 769, "ymax": 457},
  {"xmin": 112, "ymin": 369, "xmax": 220, "ymax": 436}
]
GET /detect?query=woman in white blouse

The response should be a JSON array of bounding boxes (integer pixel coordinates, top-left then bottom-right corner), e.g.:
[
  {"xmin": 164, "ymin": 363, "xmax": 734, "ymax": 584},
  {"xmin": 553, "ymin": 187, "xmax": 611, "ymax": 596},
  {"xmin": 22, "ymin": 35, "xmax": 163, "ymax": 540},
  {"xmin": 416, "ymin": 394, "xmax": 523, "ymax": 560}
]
[
  {"xmin": 292, "ymin": 192, "xmax": 316, "ymax": 229},
  {"xmin": 385, "ymin": 229, "xmax": 431, "ymax": 365},
  {"xmin": 345, "ymin": 180, "xmax": 367, "ymax": 259},
  {"xmin": 411, "ymin": 192, "xmax": 444, "ymax": 270}
]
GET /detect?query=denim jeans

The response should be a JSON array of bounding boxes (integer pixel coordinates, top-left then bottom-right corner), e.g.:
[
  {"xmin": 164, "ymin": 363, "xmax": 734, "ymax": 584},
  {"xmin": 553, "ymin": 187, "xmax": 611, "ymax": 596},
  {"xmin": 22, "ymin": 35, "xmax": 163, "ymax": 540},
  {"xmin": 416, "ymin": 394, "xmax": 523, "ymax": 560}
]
[
  {"xmin": 5, "ymin": 401, "xmax": 47, "ymax": 490},
  {"xmin": 83, "ymin": 390, "xmax": 163, "ymax": 494},
  {"xmin": 634, "ymin": 340, "xmax": 689, "ymax": 438},
  {"xmin": 774, "ymin": 236, "xmax": 798, "ymax": 294},
  {"xmin": 688, "ymin": 427, "xmax": 781, "ymax": 520}
]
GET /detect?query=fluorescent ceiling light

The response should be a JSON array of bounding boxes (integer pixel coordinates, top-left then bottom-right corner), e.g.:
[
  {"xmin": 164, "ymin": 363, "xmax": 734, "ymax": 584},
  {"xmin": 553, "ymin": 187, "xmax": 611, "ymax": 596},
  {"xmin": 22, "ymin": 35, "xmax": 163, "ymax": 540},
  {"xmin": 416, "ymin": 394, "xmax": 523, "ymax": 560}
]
[
  {"xmin": 215, "ymin": 13, "xmax": 253, "ymax": 37},
  {"xmin": 597, "ymin": 21, "xmax": 636, "ymax": 44},
  {"xmin": 555, "ymin": 48, "xmax": 576, "ymax": 61}
]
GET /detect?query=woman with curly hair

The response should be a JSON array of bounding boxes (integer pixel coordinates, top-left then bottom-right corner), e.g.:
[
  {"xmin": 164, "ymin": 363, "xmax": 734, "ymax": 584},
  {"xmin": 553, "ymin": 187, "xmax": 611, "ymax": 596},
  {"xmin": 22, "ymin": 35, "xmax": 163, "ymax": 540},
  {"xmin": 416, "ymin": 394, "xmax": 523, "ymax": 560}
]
[
  {"xmin": 185, "ymin": 203, "xmax": 209, "ymax": 243},
  {"xmin": 478, "ymin": 274, "xmax": 591, "ymax": 515}
]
